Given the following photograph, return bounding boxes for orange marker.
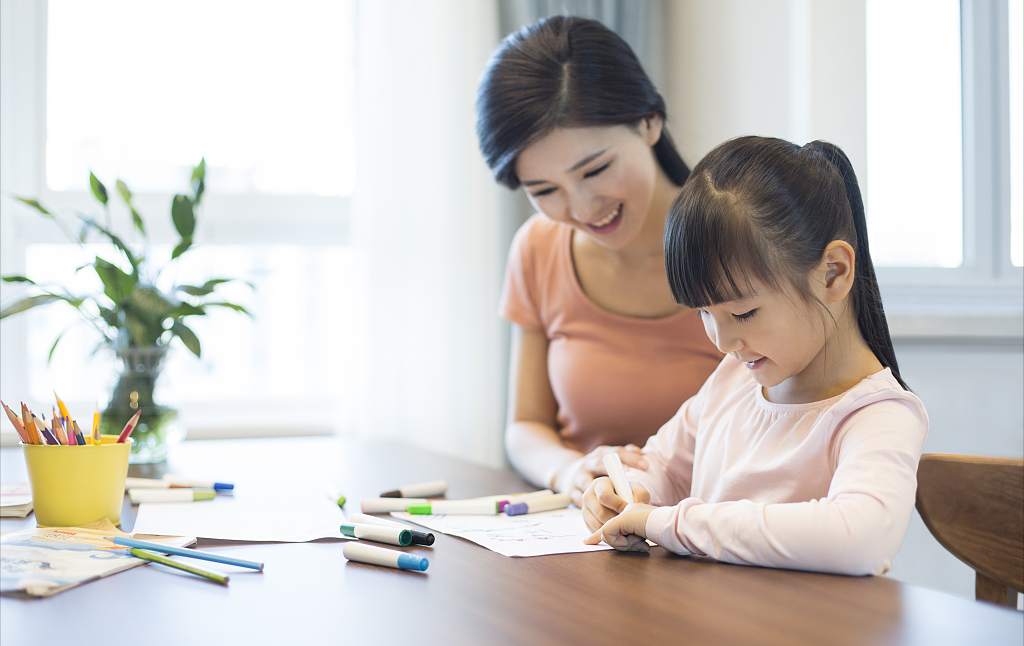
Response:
[1,401,30,444]
[117,410,142,443]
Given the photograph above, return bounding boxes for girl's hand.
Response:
[584,502,656,552]
[561,444,649,507]
[581,475,650,531]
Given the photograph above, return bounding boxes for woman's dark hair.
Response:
[476,15,688,189]
[664,136,907,390]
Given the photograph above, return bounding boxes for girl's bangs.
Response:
[666,175,780,309]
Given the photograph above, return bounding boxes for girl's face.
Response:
[697,279,830,397]
[514,120,662,250]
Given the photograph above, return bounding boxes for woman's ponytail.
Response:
[809,142,909,390]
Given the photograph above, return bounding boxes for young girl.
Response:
[582,136,929,576]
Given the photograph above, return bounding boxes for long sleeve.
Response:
[643,398,927,576]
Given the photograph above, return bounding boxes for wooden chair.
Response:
[916,453,1024,607]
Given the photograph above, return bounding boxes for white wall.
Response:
[662,0,1023,605]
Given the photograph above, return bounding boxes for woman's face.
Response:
[514,120,662,250]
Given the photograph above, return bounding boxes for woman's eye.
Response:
[529,187,556,198]
[583,162,611,179]
[733,309,758,322]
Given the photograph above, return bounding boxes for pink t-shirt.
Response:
[634,355,929,576]
[499,214,723,454]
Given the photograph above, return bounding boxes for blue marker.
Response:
[164,476,235,491]
[343,542,428,571]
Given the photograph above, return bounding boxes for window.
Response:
[1,0,360,438]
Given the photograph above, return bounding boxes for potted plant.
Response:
[1,158,251,462]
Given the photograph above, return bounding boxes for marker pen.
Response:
[360,498,428,514]
[602,452,634,504]
[496,489,555,513]
[129,488,216,504]
[163,476,235,491]
[380,479,448,499]
[343,542,428,572]
[340,523,413,547]
[349,513,436,546]
[125,477,171,490]
[505,492,572,516]
[406,499,497,515]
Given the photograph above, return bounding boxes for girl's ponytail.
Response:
[809,142,909,390]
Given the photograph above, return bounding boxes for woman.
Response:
[476,16,722,502]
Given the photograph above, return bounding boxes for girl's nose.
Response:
[566,188,597,223]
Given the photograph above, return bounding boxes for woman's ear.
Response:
[821,240,856,303]
[641,114,664,146]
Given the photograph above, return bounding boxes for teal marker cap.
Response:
[339,523,357,538]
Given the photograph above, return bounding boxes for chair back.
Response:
[916,453,1024,607]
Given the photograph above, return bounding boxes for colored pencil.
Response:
[1,401,30,444]
[108,536,264,571]
[53,391,71,421]
[92,404,101,444]
[52,408,68,444]
[117,410,142,443]
[128,548,229,586]
[22,404,41,444]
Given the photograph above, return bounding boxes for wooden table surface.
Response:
[2,437,1021,646]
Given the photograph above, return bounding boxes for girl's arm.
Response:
[628,400,927,575]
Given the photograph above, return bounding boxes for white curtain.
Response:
[352,1,508,467]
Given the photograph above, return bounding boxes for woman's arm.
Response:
[505,324,583,490]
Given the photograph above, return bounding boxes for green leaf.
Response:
[0,294,62,318]
[115,179,132,203]
[175,278,231,296]
[15,197,53,217]
[94,257,135,303]
[167,302,205,318]
[129,285,177,317]
[98,306,121,329]
[171,320,201,358]
[171,236,193,259]
[77,217,140,270]
[89,171,108,205]
[171,194,195,238]
[2,275,36,284]
[131,208,145,235]
[47,328,70,364]
[191,158,206,206]
[204,301,252,316]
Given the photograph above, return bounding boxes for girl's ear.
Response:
[641,114,664,147]
[821,240,856,303]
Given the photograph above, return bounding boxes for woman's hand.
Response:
[584,500,656,552]
[559,444,648,507]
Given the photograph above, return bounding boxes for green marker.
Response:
[339,522,412,547]
[128,488,216,504]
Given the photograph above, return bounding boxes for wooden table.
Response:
[2,437,1021,645]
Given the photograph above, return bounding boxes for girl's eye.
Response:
[733,309,758,322]
[529,187,556,198]
[583,162,611,179]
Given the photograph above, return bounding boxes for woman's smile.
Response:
[584,204,623,234]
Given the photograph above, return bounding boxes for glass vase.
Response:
[99,346,185,464]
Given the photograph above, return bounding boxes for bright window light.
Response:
[866,0,963,268]
[46,0,354,196]
[1010,0,1023,267]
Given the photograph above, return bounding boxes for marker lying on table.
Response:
[349,513,435,546]
[340,522,412,547]
[603,452,634,504]
[163,476,235,491]
[107,536,265,571]
[407,499,497,515]
[128,548,229,586]
[380,479,448,499]
[361,498,429,514]
[495,489,555,513]
[505,492,572,516]
[129,488,216,504]
[343,542,428,572]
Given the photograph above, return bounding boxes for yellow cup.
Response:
[23,436,133,527]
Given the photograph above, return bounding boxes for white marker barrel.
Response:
[349,514,436,546]
[340,523,411,546]
[603,452,634,504]
[125,477,170,490]
[128,488,215,504]
[381,479,448,498]
[505,492,572,516]
[343,542,428,572]
[408,499,497,515]
[163,476,234,491]
[360,498,428,514]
